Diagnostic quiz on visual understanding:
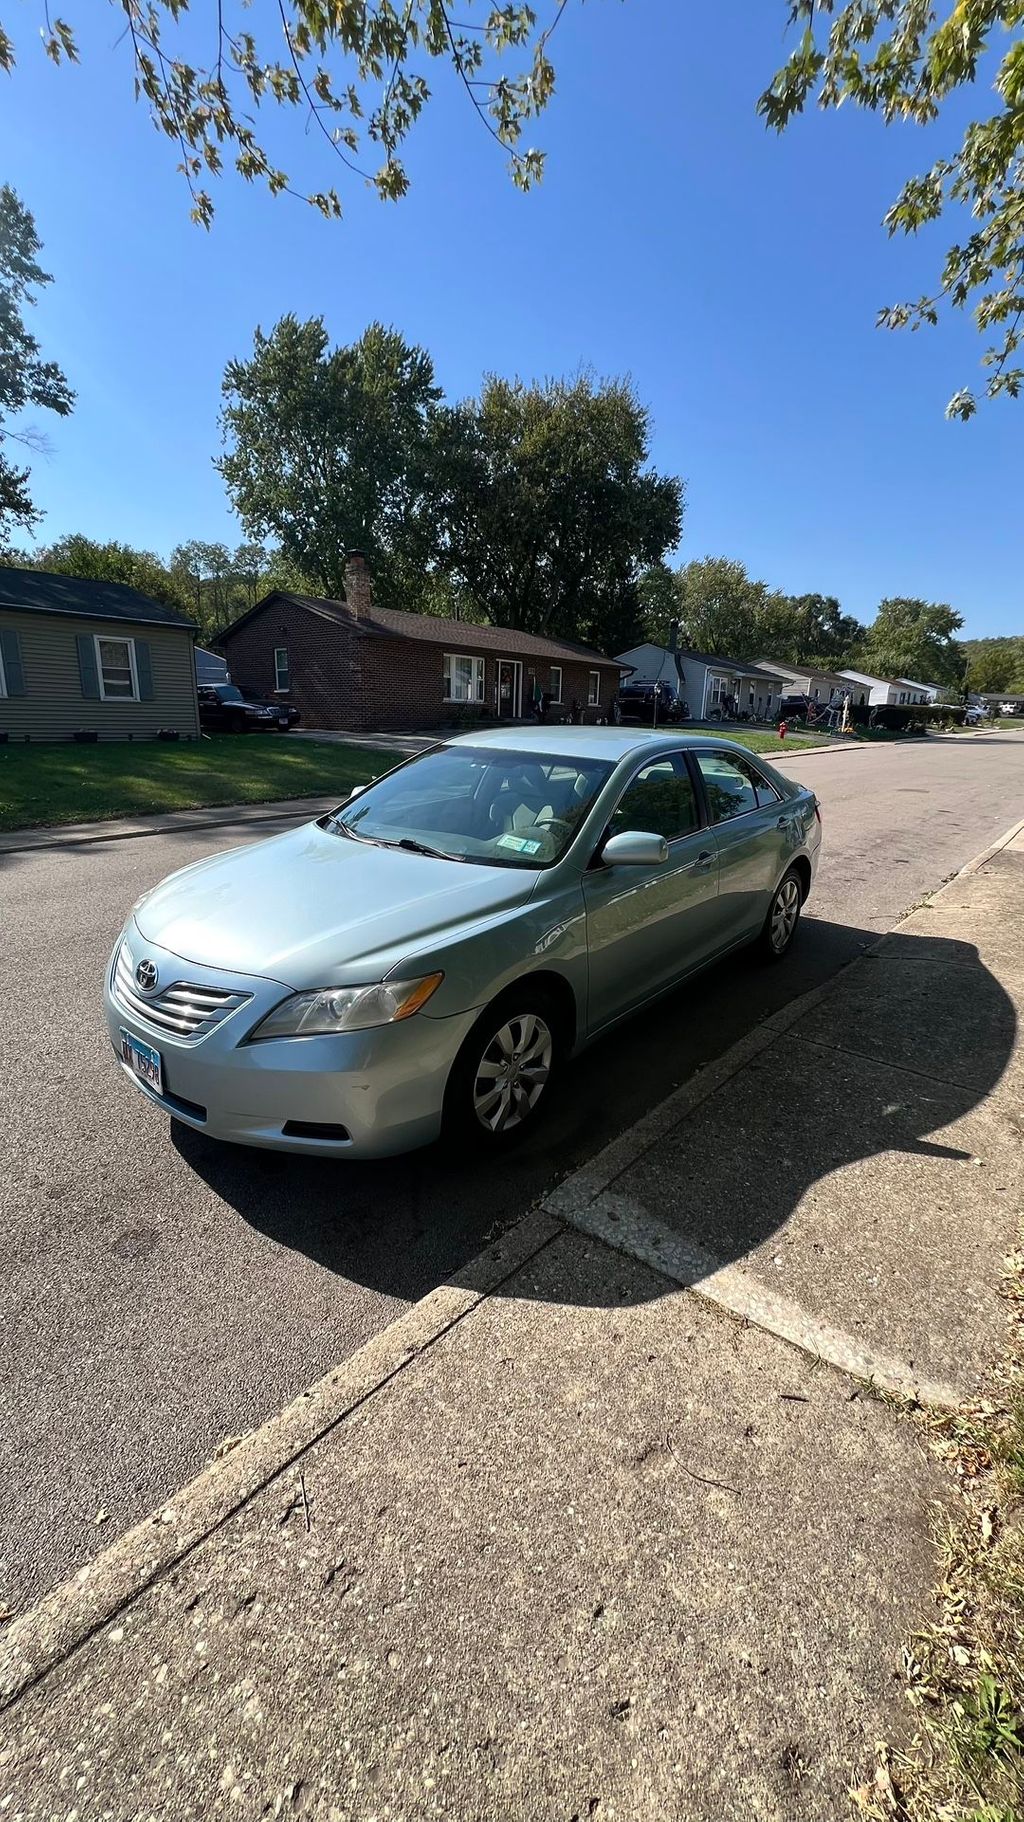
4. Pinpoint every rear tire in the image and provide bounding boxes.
[759,867,803,961]
[443,987,564,1151]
